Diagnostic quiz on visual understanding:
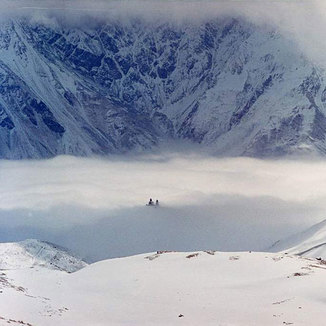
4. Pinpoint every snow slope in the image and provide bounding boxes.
[0,249,326,325]
[0,239,87,272]
[270,219,326,259]
[1,15,326,158]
